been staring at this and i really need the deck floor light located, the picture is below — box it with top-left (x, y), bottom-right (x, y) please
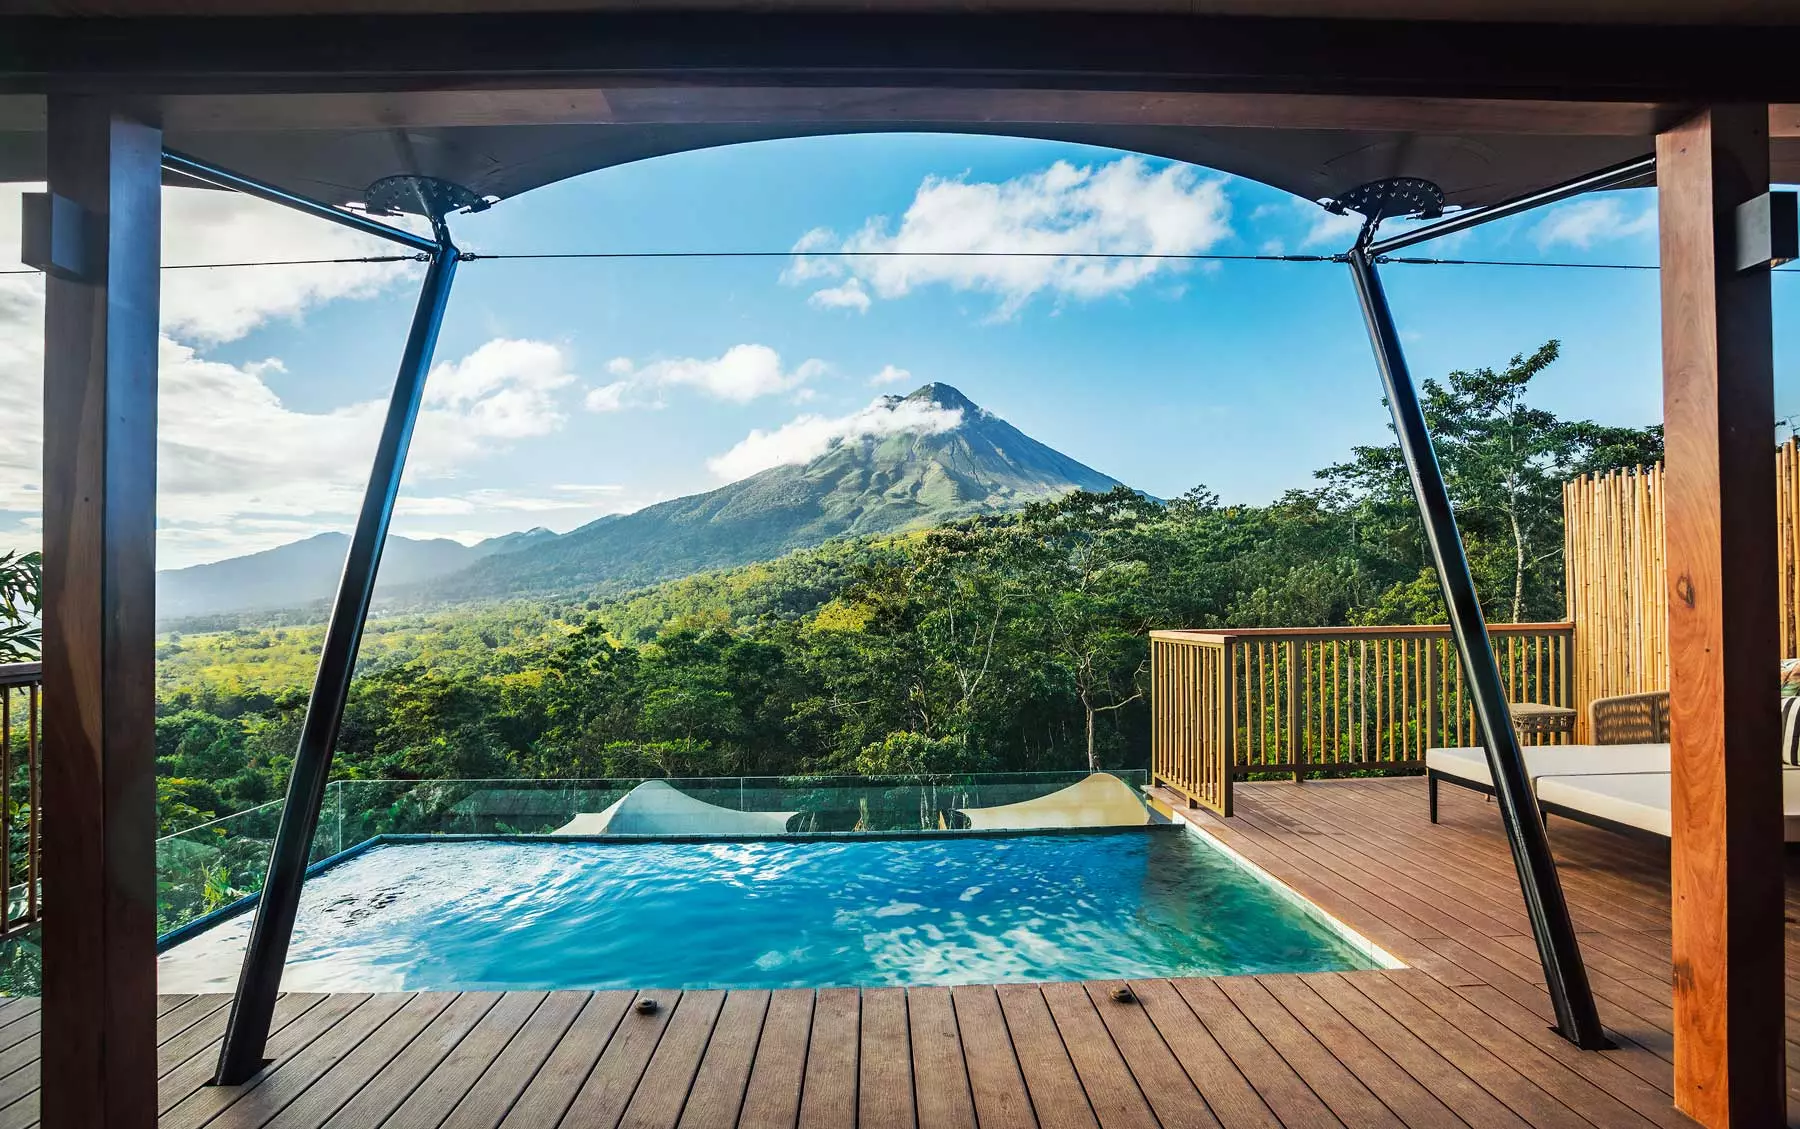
top-left (1329, 159), bottom-right (1655, 1053)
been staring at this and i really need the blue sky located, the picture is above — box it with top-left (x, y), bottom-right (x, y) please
top-left (2, 131), bottom-right (1792, 568)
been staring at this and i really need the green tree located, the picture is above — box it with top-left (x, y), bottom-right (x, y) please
top-left (0, 550), bottom-right (40, 662)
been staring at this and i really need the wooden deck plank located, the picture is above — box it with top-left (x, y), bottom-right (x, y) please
top-left (382, 990), bottom-right (547, 1129)
top-left (1212, 976), bottom-right (1404, 1129)
top-left (619, 989), bottom-right (727, 1129)
top-left (948, 986), bottom-right (1036, 1129)
top-left (908, 987), bottom-right (975, 1129)
top-left (1382, 974), bottom-right (1689, 1129)
top-left (492, 990), bottom-right (635, 1129)
top-left (1357, 971), bottom-right (1663, 1129)
top-left (439, 991), bottom-right (591, 1129)
top-left (558, 990), bottom-right (682, 1129)
top-left (1126, 979), bottom-right (1279, 1129)
top-left (1252, 974), bottom-right (1469, 1129)
top-left (678, 990), bottom-right (770, 1129)
top-left (165, 993), bottom-right (403, 1129)
top-left (21, 777), bottom-right (1776, 1129)
top-left (737, 989), bottom-right (813, 1129)
top-left (858, 988), bottom-right (914, 1129)
top-left (798, 988), bottom-right (859, 1129)
top-left (1294, 973), bottom-right (1526, 1129)
top-left (1076, 980), bottom-right (1218, 1129)
top-left (1170, 977), bottom-right (1343, 1129)
top-left (995, 984), bottom-right (1099, 1129)
top-left (158, 994), bottom-right (334, 1117)
top-left (316, 991), bottom-right (500, 1129)
top-left (154, 995), bottom-right (232, 1050)
top-left (1040, 980), bottom-right (1164, 1129)
top-left (246, 991), bottom-right (458, 1129)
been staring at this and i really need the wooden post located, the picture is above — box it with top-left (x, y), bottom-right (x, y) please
top-left (38, 97), bottom-right (161, 1129)
top-left (1658, 105), bottom-right (1785, 1129)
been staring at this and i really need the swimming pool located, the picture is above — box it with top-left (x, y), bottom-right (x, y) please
top-left (157, 829), bottom-right (1385, 992)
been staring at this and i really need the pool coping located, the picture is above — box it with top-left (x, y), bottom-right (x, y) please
top-left (1169, 811), bottom-right (1407, 971)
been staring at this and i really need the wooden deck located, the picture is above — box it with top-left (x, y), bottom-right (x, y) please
top-left (1, 777), bottom-right (1789, 1128)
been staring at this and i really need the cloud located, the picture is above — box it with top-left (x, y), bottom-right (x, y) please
top-left (868, 364), bottom-right (912, 387)
top-left (423, 338), bottom-right (576, 440)
top-left (707, 396), bottom-right (964, 482)
top-left (584, 380), bottom-right (632, 412)
top-left (0, 182), bottom-right (604, 566)
top-left (1299, 203), bottom-right (1366, 249)
top-left (1532, 196), bottom-right (1656, 249)
top-left (158, 186), bottom-right (418, 344)
top-left (595, 344), bottom-right (827, 407)
top-left (395, 484), bottom-right (626, 518)
top-left (0, 322), bottom-right (584, 563)
top-left (788, 156), bottom-right (1231, 318)
top-left (808, 277), bottom-right (872, 313)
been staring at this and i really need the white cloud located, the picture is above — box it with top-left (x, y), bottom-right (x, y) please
top-left (1300, 203), bottom-right (1366, 249)
top-left (707, 396), bottom-right (965, 483)
top-left (423, 338), bottom-right (575, 440)
top-left (1533, 196), bottom-right (1656, 249)
top-left (159, 187), bottom-right (419, 344)
top-left (395, 484), bottom-right (626, 518)
top-left (595, 344), bottom-right (827, 407)
top-left (808, 278), bottom-right (872, 313)
top-left (868, 364), bottom-right (913, 387)
top-left (584, 380), bottom-right (632, 412)
top-left (788, 156), bottom-right (1232, 318)
top-left (0, 182), bottom-right (598, 567)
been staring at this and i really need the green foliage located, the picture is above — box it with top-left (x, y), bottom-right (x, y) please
top-left (855, 731), bottom-right (991, 776)
top-left (0, 550), bottom-right (40, 662)
top-left (148, 343), bottom-right (1660, 833)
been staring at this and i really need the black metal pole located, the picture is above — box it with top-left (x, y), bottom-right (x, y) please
top-left (213, 231), bottom-right (458, 1085)
top-left (1366, 154), bottom-right (1654, 257)
top-left (1345, 240), bottom-right (1609, 1051)
top-left (161, 149), bottom-right (439, 256)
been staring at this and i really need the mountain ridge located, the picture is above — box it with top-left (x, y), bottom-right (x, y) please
top-left (156, 384), bottom-right (1124, 621)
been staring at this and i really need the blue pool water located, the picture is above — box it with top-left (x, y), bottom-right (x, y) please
top-left (158, 830), bottom-right (1381, 992)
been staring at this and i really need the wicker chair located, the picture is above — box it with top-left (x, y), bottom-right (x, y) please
top-left (1589, 690), bottom-right (1670, 745)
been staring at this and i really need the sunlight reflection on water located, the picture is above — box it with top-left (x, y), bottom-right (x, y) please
top-left (158, 831), bottom-right (1376, 992)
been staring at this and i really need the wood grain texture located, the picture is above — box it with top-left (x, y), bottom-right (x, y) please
top-left (1657, 104), bottom-right (1786, 1129)
top-left (20, 777), bottom-right (1798, 1128)
top-left (38, 94), bottom-right (162, 1129)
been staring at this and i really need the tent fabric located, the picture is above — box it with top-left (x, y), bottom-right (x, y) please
top-left (553, 779), bottom-right (795, 836)
top-left (958, 772), bottom-right (1153, 830)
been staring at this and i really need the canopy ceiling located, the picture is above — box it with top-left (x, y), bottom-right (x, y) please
top-left (7, 0), bottom-right (1800, 21)
top-left (11, 87), bottom-right (1796, 218)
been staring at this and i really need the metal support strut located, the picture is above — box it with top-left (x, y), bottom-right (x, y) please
top-left (213, 207), bottom-right (460, 1085)
top-left (1344, 228), bottom-right (1608, 1051)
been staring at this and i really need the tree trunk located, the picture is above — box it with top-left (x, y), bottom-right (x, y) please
top-left (1084, 702), bottom-right (1098, 771)
top-left (1509, 505), bottom-right (1527, 622)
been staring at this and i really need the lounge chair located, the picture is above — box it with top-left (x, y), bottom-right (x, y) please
top-left (1424, 743), bottom-right (1669, 822)
top-left (1534, 768), bottom-right (1800, 842)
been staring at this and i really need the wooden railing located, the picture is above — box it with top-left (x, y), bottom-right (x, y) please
top-left (1151, 623), bottom-right (1575, 815)
top-left (0, 663), bottom-right (41, 938)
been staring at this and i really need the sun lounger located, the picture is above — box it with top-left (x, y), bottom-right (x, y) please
top-left (1533, 768), bottom-right (1800, 842)
top-left (1424, 743), bottom-right (1669, 822)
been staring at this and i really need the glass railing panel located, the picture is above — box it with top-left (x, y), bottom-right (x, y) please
top-left (152, 768), bottom-right (1152, 937)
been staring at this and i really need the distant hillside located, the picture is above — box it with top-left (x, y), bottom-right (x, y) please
top-left (155, 384), bottom-right (1125, 620)
top-left (154, 528), bottom-right (554, 622)
top-left (429, 383), bottom-right (1123, 600)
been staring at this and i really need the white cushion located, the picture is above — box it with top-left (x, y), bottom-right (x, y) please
top-left (1425, 744), bottom-right (1670, 787)
top-left (1534, 768), bottom-right (1800, 842)
top-left (1534, 773), bottom-right (1672, 837)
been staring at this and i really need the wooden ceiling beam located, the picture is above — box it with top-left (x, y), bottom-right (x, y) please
top-left (5, 12), bottom-right (1800, 105)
